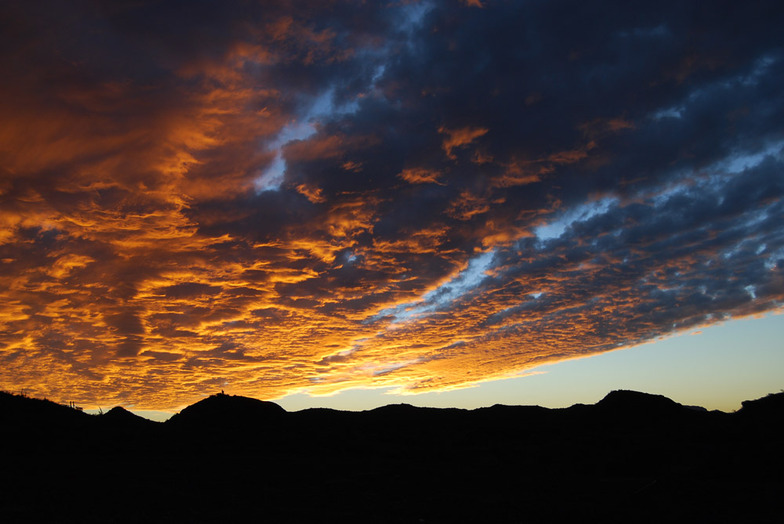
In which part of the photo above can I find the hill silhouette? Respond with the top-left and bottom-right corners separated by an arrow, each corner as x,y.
597,389 -> 682,411
738,390 -> 784,418
1,389 -> 782,523
167,392 -> 286,430
0,390 -> 91,426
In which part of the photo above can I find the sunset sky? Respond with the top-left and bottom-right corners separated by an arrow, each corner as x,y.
1,0 -> 782,415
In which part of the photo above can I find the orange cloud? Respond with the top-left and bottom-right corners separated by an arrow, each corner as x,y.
493,161 -> 553,188
284,133 -> 379,162
342,161 -> 364,172
446,191 -> 491,221
398,167 -> 444,184
438,126 -> 489,159
296,184 -> 327,203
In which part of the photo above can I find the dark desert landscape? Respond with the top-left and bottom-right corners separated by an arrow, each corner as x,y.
2,1 -> 784,522
2,389 -> 782,523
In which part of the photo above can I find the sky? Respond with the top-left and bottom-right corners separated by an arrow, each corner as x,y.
1,0 -> 783,414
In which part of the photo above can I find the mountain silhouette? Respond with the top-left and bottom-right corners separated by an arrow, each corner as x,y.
597,389 -> 682,411
0,390 -> 91,436
1,388 -> 782,523
738,390 -> 784,418
167,392 -> 286,430
592,389 -> 703,424
101,405 -> 158,429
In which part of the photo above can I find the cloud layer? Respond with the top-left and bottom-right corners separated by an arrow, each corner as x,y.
1,0 -> 782,409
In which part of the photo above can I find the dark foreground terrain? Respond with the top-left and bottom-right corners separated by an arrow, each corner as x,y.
1,390 -> 782,523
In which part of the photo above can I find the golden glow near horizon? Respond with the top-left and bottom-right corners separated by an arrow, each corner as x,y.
1,1 -> 783,410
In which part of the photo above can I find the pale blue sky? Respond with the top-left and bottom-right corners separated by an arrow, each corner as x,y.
275,311 -> 784,414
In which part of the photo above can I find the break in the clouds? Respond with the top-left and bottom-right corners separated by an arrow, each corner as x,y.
1,0 -> 782,409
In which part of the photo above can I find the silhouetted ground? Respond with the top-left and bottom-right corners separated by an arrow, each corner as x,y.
1,390 -> 782,523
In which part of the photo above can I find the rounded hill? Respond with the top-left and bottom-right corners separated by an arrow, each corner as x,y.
167,393 -> 286,430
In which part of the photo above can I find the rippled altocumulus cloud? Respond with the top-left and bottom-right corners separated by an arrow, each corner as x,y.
0,0 -> 782,409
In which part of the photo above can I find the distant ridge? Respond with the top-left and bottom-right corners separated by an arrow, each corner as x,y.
102,405 -> 157,428
4,389 -> 783,426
